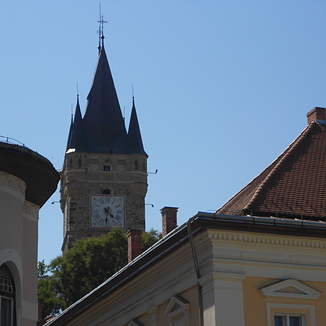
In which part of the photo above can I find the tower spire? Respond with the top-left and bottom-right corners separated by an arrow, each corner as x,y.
97,3 -> 107,53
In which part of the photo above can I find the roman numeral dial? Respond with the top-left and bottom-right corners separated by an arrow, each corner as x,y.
90,195 -> 125,228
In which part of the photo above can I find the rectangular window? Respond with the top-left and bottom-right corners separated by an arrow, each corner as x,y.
103,165 -> 110,171
266,303 -> 313,326
274,315 -> 303,326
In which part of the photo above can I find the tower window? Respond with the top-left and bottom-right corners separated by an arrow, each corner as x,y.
78,158 -> 82,168
134,160 -> 138,170
103,189 -> 111,194
103,165 -> 110,171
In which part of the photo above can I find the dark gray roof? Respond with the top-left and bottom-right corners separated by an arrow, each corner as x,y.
0,141 -> 59,207
126,98 -> 147,155
67,46 -> 146,155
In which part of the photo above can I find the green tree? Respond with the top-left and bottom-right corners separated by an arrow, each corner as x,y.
142,228 -> 162,251
38,228 -> 161,317
37,260 -> 64,318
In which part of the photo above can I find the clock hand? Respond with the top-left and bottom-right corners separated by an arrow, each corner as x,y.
105,206 -> 114,218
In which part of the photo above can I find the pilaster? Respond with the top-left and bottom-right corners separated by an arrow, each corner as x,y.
200,272 -> 246,325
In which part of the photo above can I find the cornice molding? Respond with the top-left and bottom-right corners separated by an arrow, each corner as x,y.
24,201 -> 39,222
208,230 -> 326,249
0,172 -> 25,200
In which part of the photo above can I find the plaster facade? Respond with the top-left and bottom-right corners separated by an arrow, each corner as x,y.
47,214 -> 326,326
0,172 -> 39,325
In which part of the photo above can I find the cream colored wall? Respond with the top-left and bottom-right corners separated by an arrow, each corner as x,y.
0,172 -> 40,326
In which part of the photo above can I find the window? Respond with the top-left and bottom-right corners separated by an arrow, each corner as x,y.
1,296 -> 14,326
0,264 -> 15,326
102,189 -> 111,194
261,280 -> 320,326
274,314 -> 304,326
103,165 -> 110,171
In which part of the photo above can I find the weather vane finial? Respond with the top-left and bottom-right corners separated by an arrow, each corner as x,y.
97,3 -> 107,53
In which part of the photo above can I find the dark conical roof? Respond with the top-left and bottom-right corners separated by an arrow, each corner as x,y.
66,114 -> 74,152
67,95 -> 88,152
127,98 -> 147,155
66,45 -> 146,155
217,108 -> 326,221
83,46 -> 127,153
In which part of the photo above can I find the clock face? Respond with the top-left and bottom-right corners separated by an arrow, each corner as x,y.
90,195 -> 125,228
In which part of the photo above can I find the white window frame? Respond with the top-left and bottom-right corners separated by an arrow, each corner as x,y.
266,303 -> 315,326
274,313 -> 305,326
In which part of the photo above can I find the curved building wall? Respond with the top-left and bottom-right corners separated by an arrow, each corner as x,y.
0,142 -> 59,326
0,171 -> 39,325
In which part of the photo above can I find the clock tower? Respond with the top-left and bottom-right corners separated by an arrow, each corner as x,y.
60,38 -> 148,252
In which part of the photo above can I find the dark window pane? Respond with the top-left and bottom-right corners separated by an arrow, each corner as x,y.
290,316 -> 301,326
1,297 -> 13,326
274,315 -> 284,326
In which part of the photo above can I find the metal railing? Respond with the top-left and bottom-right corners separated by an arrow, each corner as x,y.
0,136 -> 25,147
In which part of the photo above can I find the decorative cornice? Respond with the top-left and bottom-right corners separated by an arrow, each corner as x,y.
208,230 -> 326,248
24,201 -> 39,222
200,272 -> 246,287
0,172 -> 25,200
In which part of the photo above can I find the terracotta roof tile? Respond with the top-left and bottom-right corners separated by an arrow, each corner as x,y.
217,120 -> 326,221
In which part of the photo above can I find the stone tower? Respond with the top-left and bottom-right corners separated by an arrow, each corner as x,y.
60,39 -> 148,253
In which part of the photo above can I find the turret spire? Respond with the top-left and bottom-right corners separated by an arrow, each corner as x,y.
67,94 -> 87,152
127,97 -> 147,155
97,4 -> 107,53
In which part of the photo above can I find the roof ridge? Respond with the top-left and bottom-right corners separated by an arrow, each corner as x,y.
243,123 -> 315,213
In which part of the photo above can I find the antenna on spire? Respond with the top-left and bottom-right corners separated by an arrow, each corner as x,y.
97,3 -> 107,53
76,83 -> 79,97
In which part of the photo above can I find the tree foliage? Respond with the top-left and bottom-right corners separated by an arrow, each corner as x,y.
37,260 -> 64,318
142,228 -> 162,251
38,228 -> 161,318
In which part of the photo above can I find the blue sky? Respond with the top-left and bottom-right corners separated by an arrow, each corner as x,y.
1,1 -> 326,264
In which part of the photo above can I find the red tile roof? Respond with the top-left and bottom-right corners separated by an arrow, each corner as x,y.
216,111 -> 326,221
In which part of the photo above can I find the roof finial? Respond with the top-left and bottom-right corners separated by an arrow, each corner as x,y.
97,3 -> 107,53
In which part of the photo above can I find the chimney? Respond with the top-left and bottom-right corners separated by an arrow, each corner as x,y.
127,229 -> 142,263
307,107 -> 326,125
161,206 -> 178,237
